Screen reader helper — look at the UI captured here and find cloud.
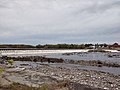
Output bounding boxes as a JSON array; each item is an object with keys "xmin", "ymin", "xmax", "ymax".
[{"xmin": 0, "ymin": 0, "xmax": 120, "ymax": 44}]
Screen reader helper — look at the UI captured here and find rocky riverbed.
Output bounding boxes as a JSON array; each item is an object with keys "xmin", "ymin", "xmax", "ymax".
[
  {"xmin": 31, "ymin": 65, "xmax": 120, "ymax": 90},
  {"xmin": 0, "ymin": 63, "xmax": 120, "ymax": 90}
]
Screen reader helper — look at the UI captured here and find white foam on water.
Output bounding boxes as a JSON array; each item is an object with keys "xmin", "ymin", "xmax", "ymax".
[
  {"xmin": 104, "ymin": 49, "xmax": 120, "ymax": 52},
  {"xmin": 1, "ymin": 49, "xmax": 89, "ymax": 56}
]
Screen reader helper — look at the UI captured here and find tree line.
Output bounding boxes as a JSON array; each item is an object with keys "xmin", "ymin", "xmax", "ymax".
[
  {"xmin": 36, "ymin": 44, "xmax": 94, "ymax": 49},
  {"xmin": 0, "ymin": 43, "xmax": 109, "ymax": 49},
  {"xmin": 0, "ymin": 44, "xmax": 35, "ymax": 48}
]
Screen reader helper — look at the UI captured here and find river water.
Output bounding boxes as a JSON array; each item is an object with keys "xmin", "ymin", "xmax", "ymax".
[
  {"xmin": 1, "ymin": 49, "xmax": 120, "ymax": 63},
  {"xmin": 1, "ymin": 49, "xmax": 120, "ymax": 75},
  {"xmin": 15, "ymin": 61, "xmax": 120, "ymax": 75},
  {"xmin": 44, "ymin": 52, "xmax": 120, "ymax": 63}
]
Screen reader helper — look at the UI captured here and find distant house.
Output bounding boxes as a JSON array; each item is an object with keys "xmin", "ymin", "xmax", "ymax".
[{"xmin": 109, "ymin": 43, "xmax": 120, "ymax": 49}]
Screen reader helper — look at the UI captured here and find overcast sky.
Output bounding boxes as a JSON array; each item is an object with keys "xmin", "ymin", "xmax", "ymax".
[{"xmin": 0, "ymin": 0, "xmax": 120, "ymax": 45}]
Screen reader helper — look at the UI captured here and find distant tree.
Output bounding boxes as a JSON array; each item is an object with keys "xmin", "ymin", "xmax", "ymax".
[{"xmin": 103, "ymin": 43, "xmax": 108, "ymax": 47}]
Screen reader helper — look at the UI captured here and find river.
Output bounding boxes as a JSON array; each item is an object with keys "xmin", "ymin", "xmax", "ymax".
[{"xmin": 1, "ymin": 49, "xmax": 120, "ymax": 75}]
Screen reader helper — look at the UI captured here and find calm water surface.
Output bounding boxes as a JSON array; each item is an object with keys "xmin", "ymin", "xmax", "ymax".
[
  {"xmin": 15, "ymin": 61, "xmax": 120, "ymax": 75},
  {"xmin": 43, "ymin": 52, "xmax": 120, "ymax": 63}
]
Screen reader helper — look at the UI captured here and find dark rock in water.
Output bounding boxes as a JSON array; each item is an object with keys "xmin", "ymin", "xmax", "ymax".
[
  {"xmin": 20, "ymin": 64, "xmax": 30, "ymax": 66},
  {"xmin": 97, "ymin": 64, "xmax": 102, "ymax": 67},
  {"xmin": 6, "ymin": 56, "xmax": 64, "ymax": 63}
]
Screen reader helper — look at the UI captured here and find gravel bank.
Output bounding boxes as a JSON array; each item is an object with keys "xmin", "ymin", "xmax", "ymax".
[{"xmin": 2, "ymin": 64, "xmax": 119, "ymax": 90}]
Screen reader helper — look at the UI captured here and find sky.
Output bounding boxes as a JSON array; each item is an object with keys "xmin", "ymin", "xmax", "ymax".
[{"xmin": 0, "ymin": 0, "xmax": 120, "ymax": 45}]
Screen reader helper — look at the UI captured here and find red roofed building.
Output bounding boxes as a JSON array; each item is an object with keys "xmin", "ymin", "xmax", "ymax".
[{"xmin": 109, "ymin": 43, "xmax": 120, "ymax": 49}]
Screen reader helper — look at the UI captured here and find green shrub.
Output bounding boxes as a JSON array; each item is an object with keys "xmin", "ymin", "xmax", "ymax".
[
  {"xmin": 40, "ymin": 84, "xmax": 48, "ymax": 90},
  {"xmin": 0, "ymin": 68, "xmax": 5, "ymax": 73},
  {"xmin": 8, "ymin": 59, "xmax": 14, "ymax": 65}
]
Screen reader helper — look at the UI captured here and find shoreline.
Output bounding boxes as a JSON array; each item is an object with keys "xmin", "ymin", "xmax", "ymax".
[{"xmin": 4, "ymin": 55, "xmax": 120, "ymax": 68}]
